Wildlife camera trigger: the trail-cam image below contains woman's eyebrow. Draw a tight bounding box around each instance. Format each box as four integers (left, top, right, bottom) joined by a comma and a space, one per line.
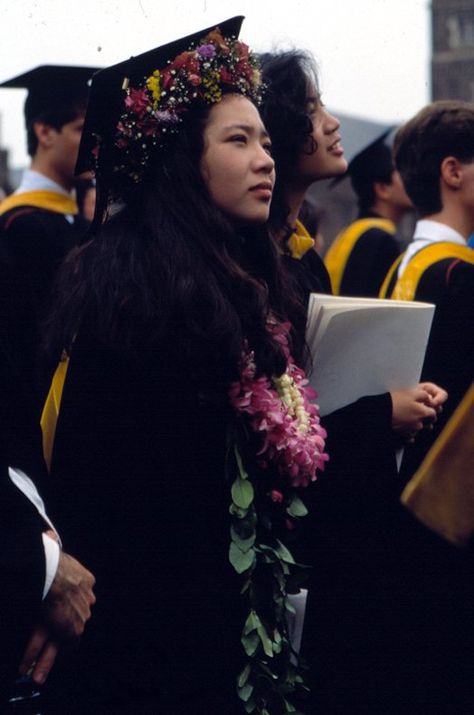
222, 123, 271, 139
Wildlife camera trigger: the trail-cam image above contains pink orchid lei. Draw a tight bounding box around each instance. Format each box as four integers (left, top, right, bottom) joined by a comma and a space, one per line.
226, 320, 328, 714
229, 320, 328, 488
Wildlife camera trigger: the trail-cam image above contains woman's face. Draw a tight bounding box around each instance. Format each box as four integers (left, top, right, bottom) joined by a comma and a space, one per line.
200, 94, 275, 224
296, 89, 348, 183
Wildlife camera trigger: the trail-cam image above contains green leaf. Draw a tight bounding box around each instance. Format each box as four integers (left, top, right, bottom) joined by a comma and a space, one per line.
232, 477, 254, 509
244, 698, 257, 713
241, 630, 260, 656
257, 623, 274, 658
231, 525, 256, 552
285, 599, 296, 614
237, 664, 251, 688
237, 682, 254, 702
243, 610, 261, 634
229, 542, 255, 574
229, 502, 248, 519
234, 444, 249, 479
276, 539, 296, 564
240, 575, 252, 595
231, 511, 256, 539
286, 495, 308, 518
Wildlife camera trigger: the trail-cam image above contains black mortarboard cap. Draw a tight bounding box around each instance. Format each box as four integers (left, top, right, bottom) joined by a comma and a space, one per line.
0, 65, 100, 128
75, 16, 244, 176
345, 126, 397, 194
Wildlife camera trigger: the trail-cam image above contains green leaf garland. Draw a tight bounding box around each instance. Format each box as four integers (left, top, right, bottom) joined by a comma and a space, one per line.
228, 436, 309, 714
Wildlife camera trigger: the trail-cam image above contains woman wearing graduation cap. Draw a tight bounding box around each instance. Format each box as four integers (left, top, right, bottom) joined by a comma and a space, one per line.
40, 18, 327, 715
259, 50, 472, 715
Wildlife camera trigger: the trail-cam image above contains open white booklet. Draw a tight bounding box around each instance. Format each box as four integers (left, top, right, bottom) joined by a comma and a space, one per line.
305, 293, 435, 417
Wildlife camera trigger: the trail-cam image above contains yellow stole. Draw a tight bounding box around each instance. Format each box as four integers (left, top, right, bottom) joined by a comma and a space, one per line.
389, 242, 474, 301
324, 218, 396, 295
0, 190, 78, 217
41, 358, 69, 471
378, 253, 405, 298
286, 219, 315, 259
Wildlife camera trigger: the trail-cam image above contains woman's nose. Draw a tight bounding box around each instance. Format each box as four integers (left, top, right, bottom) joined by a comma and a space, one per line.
323, 109, 340, 133
255, 144, 275, 173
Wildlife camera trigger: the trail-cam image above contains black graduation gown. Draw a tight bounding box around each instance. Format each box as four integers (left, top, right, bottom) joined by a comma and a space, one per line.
42, 331, 246, 714
283, 249, 474, 714
400, 256, 474, 481
325, 213, 401, 298
0, 205, 89, 412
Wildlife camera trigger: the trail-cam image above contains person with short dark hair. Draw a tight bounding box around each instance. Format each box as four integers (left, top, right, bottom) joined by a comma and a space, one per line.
0, 65, 97, 409
384, 100, 474, 479
325, 129, 413, 296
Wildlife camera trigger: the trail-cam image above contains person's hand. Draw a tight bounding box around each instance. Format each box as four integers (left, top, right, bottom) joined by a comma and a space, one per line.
19, 550, 95, 684
418, 381, 448, 417
390, 382, 448, 442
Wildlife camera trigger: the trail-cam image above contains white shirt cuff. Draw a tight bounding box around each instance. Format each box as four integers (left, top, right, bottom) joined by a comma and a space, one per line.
42, 533, 60, 598
8, 467, 62, 599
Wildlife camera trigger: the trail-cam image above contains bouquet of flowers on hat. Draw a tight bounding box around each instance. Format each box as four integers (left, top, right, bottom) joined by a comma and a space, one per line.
227, 319, 328, 714
113, 27, 264, 183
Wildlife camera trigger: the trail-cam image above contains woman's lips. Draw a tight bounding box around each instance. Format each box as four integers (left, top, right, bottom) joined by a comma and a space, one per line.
328, 138, 344, 156
249, 182, 273, 199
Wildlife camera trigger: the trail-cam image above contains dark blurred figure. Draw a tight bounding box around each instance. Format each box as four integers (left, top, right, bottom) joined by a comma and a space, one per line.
325, 128, 412, 296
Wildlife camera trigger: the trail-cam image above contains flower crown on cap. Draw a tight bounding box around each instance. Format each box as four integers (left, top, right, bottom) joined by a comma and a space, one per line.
108, 28, 264, 185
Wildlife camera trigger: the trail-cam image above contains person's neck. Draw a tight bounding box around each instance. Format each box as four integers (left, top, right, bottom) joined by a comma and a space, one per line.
424, 205, 472, 241
283, 186, 308, 236
30, 157, 73, 193
370, 199, 403, 224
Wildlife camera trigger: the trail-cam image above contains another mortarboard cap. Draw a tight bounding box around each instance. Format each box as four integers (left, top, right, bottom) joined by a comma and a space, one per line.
0, 65, 100, 128
75, 16, 244, 176
346, 126, 397, 193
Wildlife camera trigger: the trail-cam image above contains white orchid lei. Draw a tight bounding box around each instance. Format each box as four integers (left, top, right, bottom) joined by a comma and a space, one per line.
227, 319, 328, 714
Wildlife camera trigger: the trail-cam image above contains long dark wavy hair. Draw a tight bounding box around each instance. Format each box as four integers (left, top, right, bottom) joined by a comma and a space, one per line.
259, 51, 319, 237
46, 99, 301, 387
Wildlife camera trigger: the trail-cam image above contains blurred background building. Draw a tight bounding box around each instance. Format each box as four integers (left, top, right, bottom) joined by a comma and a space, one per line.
432, 0, 474, 101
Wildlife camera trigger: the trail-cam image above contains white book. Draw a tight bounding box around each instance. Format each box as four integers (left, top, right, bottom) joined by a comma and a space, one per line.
306, 293, 435, 416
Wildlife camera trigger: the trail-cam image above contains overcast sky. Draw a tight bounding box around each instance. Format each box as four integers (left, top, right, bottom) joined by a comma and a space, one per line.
0, 0, 431, 168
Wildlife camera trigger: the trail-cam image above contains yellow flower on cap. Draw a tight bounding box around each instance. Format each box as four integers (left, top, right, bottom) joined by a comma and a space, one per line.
146, 70, 161, 108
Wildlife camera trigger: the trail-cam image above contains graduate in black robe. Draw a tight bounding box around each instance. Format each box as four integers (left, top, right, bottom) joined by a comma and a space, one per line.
40, 19, 326, 715
386, 101, 474, 486
324, 128, 413, 298
260, 51, 472, 714
0, 65, 96, 410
